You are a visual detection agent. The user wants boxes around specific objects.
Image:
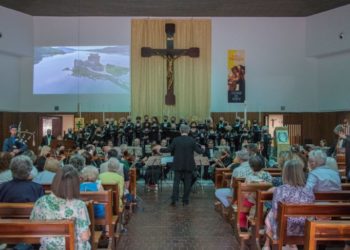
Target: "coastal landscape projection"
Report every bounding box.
[33,46,130,94]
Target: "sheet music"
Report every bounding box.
[161,156,174,165]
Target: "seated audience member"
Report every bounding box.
[0,155,44,202]
[33,157,60,184]
[325,156,339,172]
[239,155,272,228]
[215,150,251,208]
[35,156,47,172]
[0,152,13,184]
[30,165,91,250]
[320,139,327,148]
[80,165,105,218]
[81,151,93,166]
[80,166,103,191]
[306,149,341,192]
[69,153,86,173]
[263,159,315,250]
[99,158,124,212]
[100,148,120,174]
[22,150,39,178]
[39,145,51,158]
[271,151,297,187]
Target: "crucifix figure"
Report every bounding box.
[141,23,200,105]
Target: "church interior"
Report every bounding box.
[0,0,350,249]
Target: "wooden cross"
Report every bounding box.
[141,23,200,105]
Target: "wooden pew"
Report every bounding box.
[42,183,52,192]
[85,200,98,250]
[0,219,75,250]
[263,168,282,177]
[234,181,272,250]
[0,202,34,218]
[267,202,350,250]
[337,153,347,180]
[222,172,232,187]
[342,183,350,190]
[0,201,97,250]
[80,190,117,249]
[252,191,350,250]
[102,184,121,215]
[215,168,231,188]
[304,220,350,250]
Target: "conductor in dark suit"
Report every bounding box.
[157,124,204,206]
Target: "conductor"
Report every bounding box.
[156,124,204,206]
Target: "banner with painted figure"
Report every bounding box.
[227,50,245,103]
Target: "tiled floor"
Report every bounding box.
[118,180,239,250]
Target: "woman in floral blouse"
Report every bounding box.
[262,159,315,250]
[30,165,91,250]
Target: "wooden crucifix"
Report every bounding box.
[141,23,200,105]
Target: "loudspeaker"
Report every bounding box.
[165,23,175,35]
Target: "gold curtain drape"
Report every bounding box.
[131,19,211,121]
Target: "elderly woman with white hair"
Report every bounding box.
[80,165,105,219]
[99,158,125,212]
[306,149,341,192]
[0,155,44,202]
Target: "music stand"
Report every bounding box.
[194,156,209,192]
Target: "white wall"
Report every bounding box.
[0,6,33,111]
[306,4,350,57]
[211,17,318,112]
[306,4,350,111]
[0,54,21,111]
[2,4,349,113]
[19,16,131,112]
[0,6,33,57]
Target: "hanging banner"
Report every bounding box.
[74,117,85,132]
[227,50,245,103]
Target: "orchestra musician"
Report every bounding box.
[2,124,28,156]
[63,128,76,142]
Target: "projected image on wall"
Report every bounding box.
[33,46,130,94]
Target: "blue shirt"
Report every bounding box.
[2,136,28,153]
[306,165,341,192]
[80,182,105,218]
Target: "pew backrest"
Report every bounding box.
[102,184,121,215]
[304,219,350,250]
[276,202,350,250]
[254,190,350,249]
[79,190,115,238]
[0,203,34,218]
[0,219,75,250]
[215,168,231,188]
